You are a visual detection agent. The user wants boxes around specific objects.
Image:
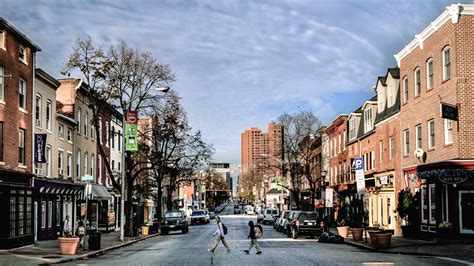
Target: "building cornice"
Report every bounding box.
[394,4,474,66]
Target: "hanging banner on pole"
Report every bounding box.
[354,157,365,195]
[34,134,47,163]
[125,111,139,151]
[325,187,333,208]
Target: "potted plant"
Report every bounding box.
[367,223,381,245]
[397,189,414,238]
[350,211,364,241]
[374,228,392,249]
[437,222,453,240]
[58,228,79,255]
[336,219,349,238]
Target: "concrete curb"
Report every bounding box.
[40,233,160,265]
[343,239,438,257]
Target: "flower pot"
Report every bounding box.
[367,230,381,245]
[350,228,363,241]
[337,226,349,238]
[375,233,392,249]
[58,237,79,255]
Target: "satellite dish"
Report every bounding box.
[414,148,426,163]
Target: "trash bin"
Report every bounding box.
[141,226,149,235]
[88,232,102,250]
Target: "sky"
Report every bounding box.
[1,0,466,164]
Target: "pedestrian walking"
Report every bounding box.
[63,215,72,236]
[208,216,231,253]
[76,220,86,248]
[243,220,262,255]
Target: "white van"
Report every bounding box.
[261,208,280,225]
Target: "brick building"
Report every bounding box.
[395,3,474,239]
[0,17,40,248]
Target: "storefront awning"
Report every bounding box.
[90,184,113,200]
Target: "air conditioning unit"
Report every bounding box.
[414,148,426,163]
[58,169,64,175]
[34,168,42,176]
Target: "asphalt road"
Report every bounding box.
[68,203,467,266]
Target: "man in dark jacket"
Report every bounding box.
[243,221,262,255]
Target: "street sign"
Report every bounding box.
[126,111,139,124]
[81,175,93,181]
[325,187,333,208]
[354,157,365,195]
[441,103,458,121]
[125,124,138,151]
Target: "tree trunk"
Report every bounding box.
[156,181,163,225]
[166,188,173,211]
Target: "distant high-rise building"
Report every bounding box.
[240,122,283,185]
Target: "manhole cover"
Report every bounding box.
[43,255,63,259]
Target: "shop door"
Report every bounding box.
[379,193,395,230]
[459,191,474,234]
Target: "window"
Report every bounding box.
[58,124,64,139]
[112,126,115,149]
[46,146,51,177]
[0,31,5,50]
[19,129,25,165]
[0,122,3,161]
[0,66,4,101]
[389,137,394,160]
[403,76,408,104]
[58,150,64,175]
[349,118,356,140]
[76,107,81,134]
[414,68,421,97]
[403,129,409,156]
[98,118,102,144]
[67,152,72,177]
[428,120,435,149]
[422,184,437,224]
[84,152,88,176]
[35,94,41,127]
[329,139,332,158]
[76,149,81,178]
[98,156,102,184]
[444,119,453,144]
[10,194,16,236]
[106,122,110,147]
[415,124,422,149]
[342,131,346,150]
[46,100,52,131]
[338,134,341,153]
[19,45,26,62]
[18,196,24,235]
[118,130,121,151]
[19,79,26,110]
[379,140,383,163]
[426,58,434,90]
[443,46,451,81]
[91,154,95,178]
[41,201,46,229]
[370,150,375,169]
[364,108,373,132]
[26,195,32,234]
[84,112,89,137]
[48,201,52,228]
[363,153,368,171]
[67,127,73,143]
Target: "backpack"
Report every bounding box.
[222,223,228,235]
[77,226,86,236]
[254,225,263,239]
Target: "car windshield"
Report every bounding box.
[165,212,182,218]
[299,212,318,220]
[283,212,290,218]
[272,210,278,215]
[192,211,205,216]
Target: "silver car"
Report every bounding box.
[274,210,291,231]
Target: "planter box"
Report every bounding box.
[58,237,79,255]
[337,226,349,238]
[350,228,363,241]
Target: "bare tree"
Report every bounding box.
[276,111,322,211]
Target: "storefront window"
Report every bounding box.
[41,201,46,229]
[10,194,16,237]
[421,184,429,223]
[48,201,52,228]
[442,184,448,223]
[56,201,61,226]
[429,184,436,225]
[26,195,32,234]
[18,196,24,235]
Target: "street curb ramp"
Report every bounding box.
[39,233,160,265]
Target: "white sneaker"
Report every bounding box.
[208,249,214,253]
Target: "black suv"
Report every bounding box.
[286,211,320,239]
[161,211,188,235]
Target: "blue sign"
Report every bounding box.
[354,158,364,171]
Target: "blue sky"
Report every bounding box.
[1,0,464,164]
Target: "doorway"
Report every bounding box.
[379,193,395,230]
[459,191,474,234]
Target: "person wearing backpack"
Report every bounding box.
[243,220,262,255]
[76,220,86,248]
[208,216,231,253]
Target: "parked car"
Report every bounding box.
[191,210,210,225]
[244,205,255,215]
[283,211,298,234]
[161,211,188,235]
[260,208,279,225]
[274,210,291,231]
[209,212,216,219]
[234,205,242,214]
[286,211,320,239]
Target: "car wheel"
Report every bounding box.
[292,228,298,239]
[182,227,188,234]
[161,229,168,235]
[191,221,195,226]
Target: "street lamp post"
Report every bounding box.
[120,86,170,242]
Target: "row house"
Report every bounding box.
[0,17,40,249]
[395,3,474,239]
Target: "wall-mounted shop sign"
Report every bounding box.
[441,103,458,121]
[438,175,468,184]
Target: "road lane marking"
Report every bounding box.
[433,256,474,265]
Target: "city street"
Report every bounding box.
[65,204,466,266]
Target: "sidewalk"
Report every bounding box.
[329,228,474,263]
[0,231,159,265]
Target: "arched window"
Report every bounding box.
[442,46,451,80]
[402,76,409,104]
[426,58,434,90]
